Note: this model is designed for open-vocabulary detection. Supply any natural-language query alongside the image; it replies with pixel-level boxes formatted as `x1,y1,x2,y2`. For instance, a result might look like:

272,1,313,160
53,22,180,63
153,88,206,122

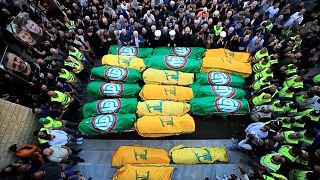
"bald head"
151,25,156,31
133,31,138,37
43,148,54,156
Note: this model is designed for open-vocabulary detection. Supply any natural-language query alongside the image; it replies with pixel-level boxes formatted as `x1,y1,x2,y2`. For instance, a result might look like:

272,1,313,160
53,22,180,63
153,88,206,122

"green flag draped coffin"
191,85,246,99
194,72,245,88
78,114,136,136
82,98,138,118
153,47,205,59
87,82,141,98
144,55,201,73
190,97,249,115
91,66,141,83
108,45,153,58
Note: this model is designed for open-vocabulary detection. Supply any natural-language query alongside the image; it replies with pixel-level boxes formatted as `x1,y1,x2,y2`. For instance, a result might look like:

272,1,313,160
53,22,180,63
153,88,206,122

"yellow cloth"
113,164,174,180
200,56,252,77
136,100,190,117
135,114,195,137
204,49,250,63
143,68,194,86
101,55,146,71
111,146,170,167
169,145,228,164
139,85,194,102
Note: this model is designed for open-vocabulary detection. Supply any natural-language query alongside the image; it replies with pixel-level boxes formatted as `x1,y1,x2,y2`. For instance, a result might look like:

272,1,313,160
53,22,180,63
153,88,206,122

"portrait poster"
6,12,44,47
0,45,43,84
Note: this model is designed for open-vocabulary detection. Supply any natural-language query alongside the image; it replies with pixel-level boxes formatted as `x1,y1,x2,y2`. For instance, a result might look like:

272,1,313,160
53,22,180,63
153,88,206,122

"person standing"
283,9,305,30
265,2,280,19
43,145,84,163
118,28,131,46
130,31,144,47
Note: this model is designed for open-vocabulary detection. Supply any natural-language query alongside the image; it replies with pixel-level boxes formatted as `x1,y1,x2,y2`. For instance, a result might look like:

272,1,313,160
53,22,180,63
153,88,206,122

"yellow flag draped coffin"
111,146,171,167
169,145,228,164
201,49,252,77
135,114,195,137
201,57,252,77
139,84,194,102
101,54,146,72
142,68,194,86
136,100,190,117
112,164,174,180
204,49,250,63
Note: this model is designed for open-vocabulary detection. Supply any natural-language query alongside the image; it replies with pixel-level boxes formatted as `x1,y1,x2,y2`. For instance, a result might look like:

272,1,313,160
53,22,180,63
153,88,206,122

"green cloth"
194,72,245,88
190,97,249,115
313,74,320,84
144,55,201,73
91,66,141,83
191,84,246,99
153,47,205,59
87,81,141,98
82,98,138,118
108,45,153,58
78,114,136,136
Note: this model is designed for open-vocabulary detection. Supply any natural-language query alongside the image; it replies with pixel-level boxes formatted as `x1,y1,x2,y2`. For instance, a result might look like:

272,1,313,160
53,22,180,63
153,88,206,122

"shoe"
77,137,84,141
74,148,82,155
78,158,85,163
76,141,83,145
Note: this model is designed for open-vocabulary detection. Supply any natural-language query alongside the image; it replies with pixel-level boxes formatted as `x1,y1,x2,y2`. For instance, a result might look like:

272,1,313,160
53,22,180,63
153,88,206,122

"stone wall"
0,99,39,168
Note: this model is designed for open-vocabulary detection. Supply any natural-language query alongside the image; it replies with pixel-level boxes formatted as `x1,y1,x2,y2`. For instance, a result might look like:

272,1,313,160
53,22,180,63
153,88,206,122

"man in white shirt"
130,31,144,47
246,36,264,53
245,122,270,139
43,145,84,162
265,2,280,19
34,129,83,146
283,9,305,29
143,10,156,22
305,96,320,110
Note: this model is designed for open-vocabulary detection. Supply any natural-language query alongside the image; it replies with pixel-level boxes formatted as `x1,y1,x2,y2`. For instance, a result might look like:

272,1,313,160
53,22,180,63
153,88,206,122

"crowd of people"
0,0,319,179
227,10,320,179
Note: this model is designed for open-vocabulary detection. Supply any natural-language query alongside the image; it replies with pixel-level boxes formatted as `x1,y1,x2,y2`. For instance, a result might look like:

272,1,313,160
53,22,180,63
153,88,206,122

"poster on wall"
6,12,44,47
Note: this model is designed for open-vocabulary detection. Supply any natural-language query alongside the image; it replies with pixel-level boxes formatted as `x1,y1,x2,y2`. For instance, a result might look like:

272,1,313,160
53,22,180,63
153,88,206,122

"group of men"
229,34,320,179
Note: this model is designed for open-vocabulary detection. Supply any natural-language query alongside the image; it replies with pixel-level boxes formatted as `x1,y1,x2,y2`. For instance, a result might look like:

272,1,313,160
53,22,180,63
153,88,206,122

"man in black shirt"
31,162,76,180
